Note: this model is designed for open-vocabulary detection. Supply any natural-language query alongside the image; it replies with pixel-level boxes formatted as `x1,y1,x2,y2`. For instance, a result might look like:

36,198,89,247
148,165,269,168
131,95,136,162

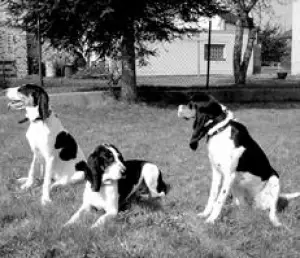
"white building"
137,13,258,76
292,0,300,75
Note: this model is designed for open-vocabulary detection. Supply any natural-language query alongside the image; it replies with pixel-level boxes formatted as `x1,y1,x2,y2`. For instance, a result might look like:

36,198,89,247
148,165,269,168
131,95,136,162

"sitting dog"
6,84,86,205
178,94,300,227
64,144,168,228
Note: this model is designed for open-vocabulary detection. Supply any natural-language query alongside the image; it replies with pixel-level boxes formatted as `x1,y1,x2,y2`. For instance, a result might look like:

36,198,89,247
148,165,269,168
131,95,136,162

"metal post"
197,39,200,77
37,15,44,87
206,17,212,89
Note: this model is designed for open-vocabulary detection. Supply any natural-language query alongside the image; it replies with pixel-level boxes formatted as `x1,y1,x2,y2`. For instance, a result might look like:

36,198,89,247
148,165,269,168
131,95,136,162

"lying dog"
64,144,168,228
6,84,86,205
178,94,300,227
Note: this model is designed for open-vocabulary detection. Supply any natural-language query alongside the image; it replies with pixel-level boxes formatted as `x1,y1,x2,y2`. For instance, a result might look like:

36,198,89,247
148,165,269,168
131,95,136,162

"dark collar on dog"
206,122,231,141
206,112,232,142
18,110,52,124
18,117,42,124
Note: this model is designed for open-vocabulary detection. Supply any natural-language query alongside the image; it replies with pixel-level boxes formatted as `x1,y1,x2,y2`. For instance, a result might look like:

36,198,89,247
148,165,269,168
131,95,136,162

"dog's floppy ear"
37,91,50,120
87,155,104,192
189,106,209,150
75,160,93,183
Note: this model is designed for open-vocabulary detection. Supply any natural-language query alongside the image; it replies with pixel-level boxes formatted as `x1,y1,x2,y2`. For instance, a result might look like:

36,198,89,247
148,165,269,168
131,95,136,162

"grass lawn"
0,98,300,257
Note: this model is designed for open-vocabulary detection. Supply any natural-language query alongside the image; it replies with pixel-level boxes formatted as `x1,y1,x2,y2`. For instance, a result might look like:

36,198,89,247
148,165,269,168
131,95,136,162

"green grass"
0,99,300,257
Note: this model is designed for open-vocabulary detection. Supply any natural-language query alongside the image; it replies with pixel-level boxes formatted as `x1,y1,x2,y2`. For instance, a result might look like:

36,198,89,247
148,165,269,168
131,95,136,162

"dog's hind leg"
254,175,282,227
264,176,282,227
198,166,222,218
142,163,166,198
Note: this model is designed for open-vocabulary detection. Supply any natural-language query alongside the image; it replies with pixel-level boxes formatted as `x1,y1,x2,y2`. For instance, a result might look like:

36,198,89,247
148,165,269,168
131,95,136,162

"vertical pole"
37,15,44,86
206,17,212,89
197,39,200,77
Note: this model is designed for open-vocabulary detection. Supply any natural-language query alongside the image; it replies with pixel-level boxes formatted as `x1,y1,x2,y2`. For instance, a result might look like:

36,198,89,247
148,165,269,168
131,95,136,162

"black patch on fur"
118,160,169,206
277,196,289,212
229,120,279,181
18,84,50,120
118,160,145,205
75,160,93,185
54,131,78,161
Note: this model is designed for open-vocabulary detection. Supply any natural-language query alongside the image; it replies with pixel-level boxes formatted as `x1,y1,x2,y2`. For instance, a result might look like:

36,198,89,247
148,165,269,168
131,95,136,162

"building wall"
137,29,254,76
292,0,300,75
199,29,253,75
137,37,200,76
0,25,28,77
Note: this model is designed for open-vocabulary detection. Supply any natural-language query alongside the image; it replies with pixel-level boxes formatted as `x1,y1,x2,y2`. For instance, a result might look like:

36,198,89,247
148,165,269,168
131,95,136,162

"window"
204,44,225,61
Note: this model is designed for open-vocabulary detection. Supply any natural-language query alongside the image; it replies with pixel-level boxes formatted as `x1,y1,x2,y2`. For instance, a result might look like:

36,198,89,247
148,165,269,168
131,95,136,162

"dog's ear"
189,107,209,150
75,160,93,183
37,91,50,120
87,155,104,192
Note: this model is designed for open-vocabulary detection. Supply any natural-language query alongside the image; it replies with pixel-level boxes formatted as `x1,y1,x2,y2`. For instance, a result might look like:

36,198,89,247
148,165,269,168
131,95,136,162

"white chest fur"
25,114,64,157
26,122,51,153
207,127,238,173
84,182,119,211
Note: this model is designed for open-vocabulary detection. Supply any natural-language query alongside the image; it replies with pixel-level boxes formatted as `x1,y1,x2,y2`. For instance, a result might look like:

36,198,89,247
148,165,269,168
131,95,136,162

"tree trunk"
120,28,137,102
233,16,257,85
233,18,244,84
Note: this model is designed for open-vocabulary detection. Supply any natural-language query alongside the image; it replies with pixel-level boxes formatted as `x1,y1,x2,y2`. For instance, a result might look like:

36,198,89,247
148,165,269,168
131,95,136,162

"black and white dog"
64,144,168,228
178,94,300,227
6,84,86,205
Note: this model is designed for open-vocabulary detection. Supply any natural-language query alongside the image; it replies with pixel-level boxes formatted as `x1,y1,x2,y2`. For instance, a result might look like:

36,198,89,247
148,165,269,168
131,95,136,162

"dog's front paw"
63,220,73,228
197,210,210,218
17,177,28,183
41,197,52,206
19,178,34,190
91,220,104,229
205,217,216,224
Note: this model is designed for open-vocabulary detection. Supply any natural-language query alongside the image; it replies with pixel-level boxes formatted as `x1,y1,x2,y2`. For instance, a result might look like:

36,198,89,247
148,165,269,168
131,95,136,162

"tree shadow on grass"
119,194,164,213
136,89,300,110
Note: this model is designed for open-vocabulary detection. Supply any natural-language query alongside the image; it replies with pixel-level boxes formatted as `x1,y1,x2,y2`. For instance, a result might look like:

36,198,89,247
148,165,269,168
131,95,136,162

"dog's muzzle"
178,105,195,120
8,100,25,110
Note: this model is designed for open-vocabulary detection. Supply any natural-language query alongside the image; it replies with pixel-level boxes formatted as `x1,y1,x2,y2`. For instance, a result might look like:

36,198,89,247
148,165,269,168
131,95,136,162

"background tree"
8,0,220,102
258,22,288,66
219,0,262,84
220,0,290,84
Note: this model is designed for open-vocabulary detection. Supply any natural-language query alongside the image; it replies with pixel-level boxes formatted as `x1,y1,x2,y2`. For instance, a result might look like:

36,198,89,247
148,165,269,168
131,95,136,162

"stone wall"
0,25,28,77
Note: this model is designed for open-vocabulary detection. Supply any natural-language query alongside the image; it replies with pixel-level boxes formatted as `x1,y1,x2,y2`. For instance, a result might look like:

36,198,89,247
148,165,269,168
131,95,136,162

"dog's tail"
277,192,300,212
280,192,300,199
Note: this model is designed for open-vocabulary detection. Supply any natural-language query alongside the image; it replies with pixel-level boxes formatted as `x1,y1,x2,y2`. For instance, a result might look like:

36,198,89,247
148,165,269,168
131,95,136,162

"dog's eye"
105,154,114,163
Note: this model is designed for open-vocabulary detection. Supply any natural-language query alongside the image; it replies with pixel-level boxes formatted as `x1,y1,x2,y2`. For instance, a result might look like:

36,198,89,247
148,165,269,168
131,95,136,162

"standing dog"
64,144,168,228
178,94,300,226
6,84,86,205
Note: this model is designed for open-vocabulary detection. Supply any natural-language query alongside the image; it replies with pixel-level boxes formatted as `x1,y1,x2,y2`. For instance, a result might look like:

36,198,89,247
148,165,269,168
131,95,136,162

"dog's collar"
19,110,53,124
206,110,234,141
206,121,231,141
